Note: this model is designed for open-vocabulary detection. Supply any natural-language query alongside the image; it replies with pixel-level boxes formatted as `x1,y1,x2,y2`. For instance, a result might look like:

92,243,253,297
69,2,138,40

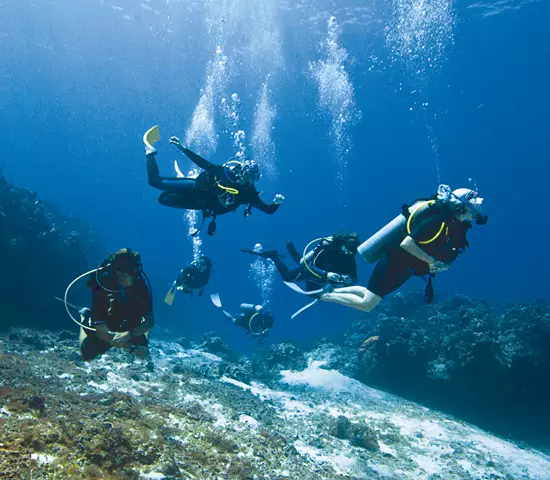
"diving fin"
286,242,302,265
211,293,222,308
174,160,184,178
291,299,319,320
240,249,285,259
144,125,161,154
283,281,324,296
164,282,177,306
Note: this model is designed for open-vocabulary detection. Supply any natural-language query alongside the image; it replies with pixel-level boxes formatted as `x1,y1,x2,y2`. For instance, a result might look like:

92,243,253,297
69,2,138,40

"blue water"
1,0,548,350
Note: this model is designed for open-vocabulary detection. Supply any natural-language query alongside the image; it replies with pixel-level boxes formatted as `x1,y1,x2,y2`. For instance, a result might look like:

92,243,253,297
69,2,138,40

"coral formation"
342,293,550,448
0,172,101,331
1,327,549,479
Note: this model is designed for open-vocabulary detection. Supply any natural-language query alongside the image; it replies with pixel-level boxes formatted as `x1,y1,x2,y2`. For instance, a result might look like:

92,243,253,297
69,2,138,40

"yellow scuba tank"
358,200,443,264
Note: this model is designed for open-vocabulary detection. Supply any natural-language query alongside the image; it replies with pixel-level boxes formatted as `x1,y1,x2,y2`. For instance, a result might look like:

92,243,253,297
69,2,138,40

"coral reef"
342,293,550,448
0,328,549,479
266,342,307,371
0,172,101,331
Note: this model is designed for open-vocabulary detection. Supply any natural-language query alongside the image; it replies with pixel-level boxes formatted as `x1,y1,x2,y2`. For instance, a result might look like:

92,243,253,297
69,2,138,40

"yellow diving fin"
164,282,177,306
144,125,161,154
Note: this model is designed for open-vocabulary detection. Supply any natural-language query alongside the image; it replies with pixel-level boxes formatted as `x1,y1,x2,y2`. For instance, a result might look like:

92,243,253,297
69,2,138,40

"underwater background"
1,0,549,353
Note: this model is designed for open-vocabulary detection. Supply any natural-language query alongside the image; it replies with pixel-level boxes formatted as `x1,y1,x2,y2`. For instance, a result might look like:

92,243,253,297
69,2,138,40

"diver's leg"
79,328,111,361
270,256,302,282
220,309,238,324
319,256,403,312
286,242,303,264
325,252,414,312
147,151,198,195
367,252,414,298
146,152,163,188
331,286,371,296
321,287,382,312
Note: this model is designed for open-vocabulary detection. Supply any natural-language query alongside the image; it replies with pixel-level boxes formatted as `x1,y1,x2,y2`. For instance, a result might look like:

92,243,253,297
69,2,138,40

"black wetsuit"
368,201,471,298
147,148,280,217
271,239,358,290
233,304,273,335
80,273,154,361
176,264,212,296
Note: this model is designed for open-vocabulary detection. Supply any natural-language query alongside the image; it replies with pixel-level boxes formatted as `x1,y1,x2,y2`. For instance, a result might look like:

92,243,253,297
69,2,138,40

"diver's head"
437,184,487,225
224,158,260,185
107,248,142,287
333,231,361,255
241,159,260,185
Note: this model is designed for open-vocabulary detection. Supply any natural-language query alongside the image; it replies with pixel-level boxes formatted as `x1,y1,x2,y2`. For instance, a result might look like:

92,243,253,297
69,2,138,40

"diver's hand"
273,194,285,205
111,331,132,348
169,136,184,149
327,272,343,284
95,323,114,343
429,260,450,274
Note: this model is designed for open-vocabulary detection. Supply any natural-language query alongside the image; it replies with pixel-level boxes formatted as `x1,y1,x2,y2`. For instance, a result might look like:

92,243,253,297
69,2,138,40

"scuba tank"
358,214,407,264
358,199,445,264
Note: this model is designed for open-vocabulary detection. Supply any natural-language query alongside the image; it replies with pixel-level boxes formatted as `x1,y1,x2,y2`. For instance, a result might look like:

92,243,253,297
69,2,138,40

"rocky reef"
0,172,101,331
339,292,550,449
1,328,549,479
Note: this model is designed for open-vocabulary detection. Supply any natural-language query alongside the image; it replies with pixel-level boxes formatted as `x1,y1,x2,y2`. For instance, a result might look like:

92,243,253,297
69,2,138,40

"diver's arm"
169,137,216,171
250,191,282,214
400,236,438,265
306,262,331,280
131,285,155,335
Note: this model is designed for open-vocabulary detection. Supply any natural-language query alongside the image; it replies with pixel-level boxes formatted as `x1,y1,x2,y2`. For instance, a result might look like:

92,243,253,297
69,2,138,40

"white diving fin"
174,160,184,178
164,282,177,306
283,281,324,296
210,293,222,308
291,299,320,320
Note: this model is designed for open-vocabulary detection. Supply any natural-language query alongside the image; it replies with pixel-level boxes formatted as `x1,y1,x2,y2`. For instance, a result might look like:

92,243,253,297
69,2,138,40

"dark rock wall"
0,172,101,330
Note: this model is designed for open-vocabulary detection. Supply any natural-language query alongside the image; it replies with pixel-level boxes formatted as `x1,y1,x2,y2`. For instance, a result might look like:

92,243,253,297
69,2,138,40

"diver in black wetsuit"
210,294,274,343
143,126,284,235
164,256,213,305
243,231,361,291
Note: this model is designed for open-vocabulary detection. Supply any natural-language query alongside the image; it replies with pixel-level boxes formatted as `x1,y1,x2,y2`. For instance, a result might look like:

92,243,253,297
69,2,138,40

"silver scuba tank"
357,214,407,264
358,199,441,264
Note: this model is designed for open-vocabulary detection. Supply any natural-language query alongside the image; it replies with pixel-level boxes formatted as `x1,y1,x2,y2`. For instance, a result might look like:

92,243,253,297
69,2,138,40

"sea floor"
1,330,549,479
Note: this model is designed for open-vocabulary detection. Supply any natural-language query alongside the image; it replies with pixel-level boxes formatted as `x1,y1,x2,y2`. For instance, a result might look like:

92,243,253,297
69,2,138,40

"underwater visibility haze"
1,0,550,478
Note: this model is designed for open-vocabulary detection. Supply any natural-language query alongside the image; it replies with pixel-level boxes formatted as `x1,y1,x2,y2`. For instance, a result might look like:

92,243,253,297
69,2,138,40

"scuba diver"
318,185,488,313
165,255,213,305
143,125,285,235
210,294,274,343
70,248,155,361
242,231,361,292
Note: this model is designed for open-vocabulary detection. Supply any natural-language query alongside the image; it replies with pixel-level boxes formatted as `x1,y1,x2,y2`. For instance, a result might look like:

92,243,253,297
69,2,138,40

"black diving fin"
241,248,285,259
